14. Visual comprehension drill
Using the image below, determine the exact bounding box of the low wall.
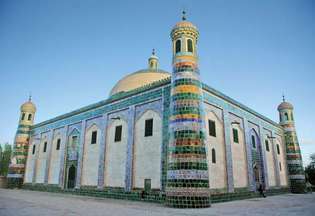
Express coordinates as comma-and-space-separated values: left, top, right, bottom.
0, 176, 8, 188
21, 183, 290, 205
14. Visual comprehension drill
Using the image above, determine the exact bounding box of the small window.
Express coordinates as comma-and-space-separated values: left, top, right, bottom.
279, 113, 282, 122
233, 128, 239, 143
284, 112, 289, 121
187, 39, 193, 52
28, 114, 32, 121
21, 113, 25, 120
144, 119, 153, 137
91, 131, 97, 144
265, 140, 270, 152
276, 144, 280, 155
175, 39, 181, 53
279, 162, 282, 171
114, 125, 122, 142
291, 112, 294, 121
251, 135, 256, 148
212, 148, 216, 164
56, 139, 61, 150
32, 145, 36, 155
208, 120, 216, 137
144, 179, 151, 192
43, 142, 47, 153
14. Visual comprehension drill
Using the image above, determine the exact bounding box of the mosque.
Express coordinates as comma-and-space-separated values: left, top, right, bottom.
7, 13, 306, 208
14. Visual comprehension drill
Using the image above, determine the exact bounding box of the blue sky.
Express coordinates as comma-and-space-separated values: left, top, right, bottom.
0, 0, 314, 165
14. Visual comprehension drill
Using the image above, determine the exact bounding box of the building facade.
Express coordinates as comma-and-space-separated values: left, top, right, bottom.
8, 14, 306, 207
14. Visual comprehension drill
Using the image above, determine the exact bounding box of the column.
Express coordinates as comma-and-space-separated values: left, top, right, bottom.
44, 130, 53, 184
97, 114, 107, 189
75, 121, 86, 189
258, 124, 269, 189
32, 134, 41, 184
58, 126, 68, 188
243, 118, 255, 191
222, 110, 234, 193
125, 105, 135, 192
271, 131, 281, 187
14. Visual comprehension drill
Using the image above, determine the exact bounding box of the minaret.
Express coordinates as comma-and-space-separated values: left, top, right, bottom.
277, 96, 306, 193
7, 96, 36, 187
166, 11, 210, 208
148, 49, 159, 70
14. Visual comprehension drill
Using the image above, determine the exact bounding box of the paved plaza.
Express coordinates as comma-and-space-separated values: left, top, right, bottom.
0, 189, 314, 216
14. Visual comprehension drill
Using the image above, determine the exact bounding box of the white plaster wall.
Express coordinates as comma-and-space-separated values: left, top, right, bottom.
277, 139, 288, 186
264, 138, 276, 187
24, 141, 36, 183
204, 111, 227, 189
81, 125, 100, 186
48, 135, 61, 184
104, 120, 128, 188
35, 139, 48, 183
231, 125, 248, 188
133, 110, 161, 189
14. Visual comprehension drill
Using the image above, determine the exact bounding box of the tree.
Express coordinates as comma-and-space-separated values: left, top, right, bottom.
305, 153, 315, 185
0, 143, 12, 176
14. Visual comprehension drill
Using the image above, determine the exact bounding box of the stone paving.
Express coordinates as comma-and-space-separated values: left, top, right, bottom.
0, 189, 314, 216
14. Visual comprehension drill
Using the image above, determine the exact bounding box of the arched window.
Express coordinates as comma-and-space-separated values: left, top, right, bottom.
187, 39, 193, 52
279, 113, 282, 122
175, 40, 181, 53
28, 114, 32, 121
56, 139, 61, 150
251, 135, 256, 148
284, 112, 289, 121
21, 113, 25, 120
43, 142, 47, 153
276, 144, 280, 155
265, 140, 270, 152
32, 145, 36, 155
291, 112, 294, 121
211, 148, 216, 164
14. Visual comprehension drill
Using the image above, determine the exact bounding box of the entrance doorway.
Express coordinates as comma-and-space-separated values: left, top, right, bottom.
253, 164, 261, 189
67, 165, 76, 189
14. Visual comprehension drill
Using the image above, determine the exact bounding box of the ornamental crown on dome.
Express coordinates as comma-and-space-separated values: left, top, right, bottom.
171, 11, 199, 40
20, 96, 36, 112
277, 95, 294, 110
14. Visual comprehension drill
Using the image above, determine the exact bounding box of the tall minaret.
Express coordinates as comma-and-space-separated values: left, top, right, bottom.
7, 96, 36, 187
278, 96, 306, 193
166, 11, 210, 208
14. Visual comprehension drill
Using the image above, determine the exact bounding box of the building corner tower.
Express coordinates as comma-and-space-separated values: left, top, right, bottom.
7, 96, 36, 188
277, 96, 306, 193
166, 12, 210, 208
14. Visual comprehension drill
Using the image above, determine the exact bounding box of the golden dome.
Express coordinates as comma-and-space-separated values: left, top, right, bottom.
110, 69, 170, 96
21, 100, 36, 113
173, 20, 197, 29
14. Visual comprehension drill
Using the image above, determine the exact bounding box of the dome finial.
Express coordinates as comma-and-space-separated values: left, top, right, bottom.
152, 48, 155, 56
182, 10, 186, 21
29, 92, 32, 102
282, 94, 285, 102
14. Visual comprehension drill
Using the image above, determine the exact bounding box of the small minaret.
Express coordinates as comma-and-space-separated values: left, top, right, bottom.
7, 96, 36, 187
277, 96, 306, 193
148, 49, 159, 70
166, 11, 210, 208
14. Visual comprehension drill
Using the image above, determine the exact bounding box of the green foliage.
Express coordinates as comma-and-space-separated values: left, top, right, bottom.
305, 153, 315, 185
0, 143, 12, 176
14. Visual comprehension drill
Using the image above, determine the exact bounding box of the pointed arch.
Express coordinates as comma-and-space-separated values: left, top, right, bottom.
187, 38, 193, 52
175, 39, 181, 53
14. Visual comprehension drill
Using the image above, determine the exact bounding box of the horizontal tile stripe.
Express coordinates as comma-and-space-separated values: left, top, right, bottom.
168, 162, 208, 170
